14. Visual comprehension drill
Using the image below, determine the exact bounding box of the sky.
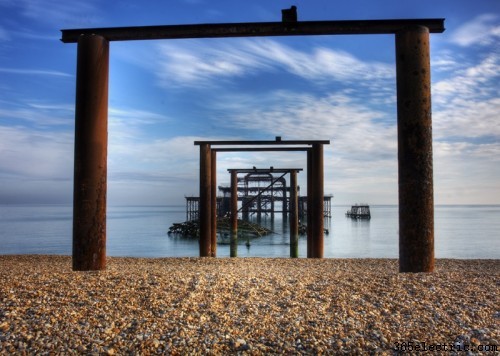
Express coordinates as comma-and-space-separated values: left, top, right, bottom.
0, 0, 499, 206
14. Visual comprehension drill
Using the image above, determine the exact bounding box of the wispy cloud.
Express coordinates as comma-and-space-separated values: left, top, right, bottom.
0, 67, 72, 77
209, 89, 398, 201
0, 101, 74, 127
149, 38, 394, 89
449, 14, 500, 47
433, 53, 500, 139
1, 0, 100, 27
0, 125, 73, 179
0, 26, 10, 41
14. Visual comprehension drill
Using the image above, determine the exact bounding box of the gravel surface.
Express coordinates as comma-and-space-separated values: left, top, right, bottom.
0, 255, 498, 354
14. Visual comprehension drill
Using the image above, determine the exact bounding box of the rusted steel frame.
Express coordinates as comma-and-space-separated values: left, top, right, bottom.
61, 19, 445, 43
396, 26, 434, 273
214, 147, 310, 152
195, 139, 330, 146
211, 150, 217, 257
72, 35, 109, 271
199, 143, 212, 257
227, 168, 303, 174
236, 172, 288, 213
289, 170, 299, 258
309, 144, 324, 258
230, 170, 238, 257
282, 179, 287, 218
306, 149, 312, 258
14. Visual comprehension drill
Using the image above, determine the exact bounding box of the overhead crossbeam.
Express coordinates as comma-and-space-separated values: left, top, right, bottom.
195, 139, 327, 258
227, 168, 303, 174
214, 147, 311, 152
61, 19, 444, 43
195, 139, 330, 146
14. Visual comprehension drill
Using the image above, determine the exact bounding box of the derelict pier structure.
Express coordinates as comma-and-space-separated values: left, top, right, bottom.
186, 168, 333, 222
63, 13, 444, 272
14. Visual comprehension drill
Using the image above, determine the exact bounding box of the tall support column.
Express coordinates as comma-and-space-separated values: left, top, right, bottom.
199, 143, 212, 257
310, 143, 324, 258
289, 170, 299, 258
396, 26, 434, 272
230, 170, 238, 257
72, 35, 109, 271
282, 181, 287, 219
210, 150, 217, 257
306, 149, 313, 257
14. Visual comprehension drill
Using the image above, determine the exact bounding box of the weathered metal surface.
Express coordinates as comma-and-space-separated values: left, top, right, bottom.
306, 149, 313, 258
230, 170, 238, 258
72, 35, 109, 271
199, 144, 212, 257
214, 147, 310, 152
396, 26, 434, 273
61, 19, 444, 43
227, 168, 303, 174
195, 139, 330, 146
289, 170, 299, 258
309, 144, 324, 258
210, 150, 217, 257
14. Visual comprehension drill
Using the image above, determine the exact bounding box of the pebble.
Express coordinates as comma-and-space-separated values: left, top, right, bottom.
0, 255, 498, 354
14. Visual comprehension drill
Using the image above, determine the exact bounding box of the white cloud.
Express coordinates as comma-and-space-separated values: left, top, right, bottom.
0, 125, 73, 179
434, 141, 500, 204
449, 14, 500, 47
150, 38, 393, 89
1, 0, 100, 27
205, 90, 399, 203
0, 67, 72, 77
433, 53, 500, 139
0, 102, 74, 127
246, 41, 394, 82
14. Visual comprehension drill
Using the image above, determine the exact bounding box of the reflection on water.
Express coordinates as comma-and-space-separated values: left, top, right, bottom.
0, 205, 498, 259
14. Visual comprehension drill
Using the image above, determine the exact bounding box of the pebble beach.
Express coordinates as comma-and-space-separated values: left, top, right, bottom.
0, 255, 498, 354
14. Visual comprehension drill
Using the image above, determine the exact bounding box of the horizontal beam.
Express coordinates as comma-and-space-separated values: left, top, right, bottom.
61, 19, 445, 43
227, 168, 303, 173
195, 139, 330, 146
214, 147, 311, 152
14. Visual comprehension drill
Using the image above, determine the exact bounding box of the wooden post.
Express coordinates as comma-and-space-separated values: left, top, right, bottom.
289, 170, 299, 258
211, 150, 217, 257
230, 170, 238, 257
72, 35, 109, 271
310, 144, 324, 258
199, 143, 211, 257
396, 26, 434, 272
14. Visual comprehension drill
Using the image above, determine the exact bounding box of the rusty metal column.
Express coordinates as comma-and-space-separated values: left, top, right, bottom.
282, 180, 287, 219
310, 143, 324, 258
210, 150, 217, 257
72, 35, 109, 271
289, 170, 299, 258
230, 170, 238, 257
199, 143, 212, 257
306, 148, 313, 257
396, 26, 434, 272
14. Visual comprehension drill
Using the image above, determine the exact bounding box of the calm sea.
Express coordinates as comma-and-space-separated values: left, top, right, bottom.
0, 205, 498, 259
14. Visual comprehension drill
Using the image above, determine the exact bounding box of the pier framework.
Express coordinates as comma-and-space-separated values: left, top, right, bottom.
62, 16, 444, 272
195, 139, 329, 259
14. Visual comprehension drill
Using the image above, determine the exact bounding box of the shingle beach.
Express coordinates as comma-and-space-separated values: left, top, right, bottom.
0, 255, 498, 354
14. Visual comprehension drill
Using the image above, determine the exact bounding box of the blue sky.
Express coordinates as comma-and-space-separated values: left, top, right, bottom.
0, 0, 498, 205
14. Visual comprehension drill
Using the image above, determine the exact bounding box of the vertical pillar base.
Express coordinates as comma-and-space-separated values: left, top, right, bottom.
199, 144, 212, 257
396, 26, 434, 273
72, 35, 109, 271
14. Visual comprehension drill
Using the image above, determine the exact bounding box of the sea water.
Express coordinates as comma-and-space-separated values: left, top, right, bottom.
0, 204, 498, 259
